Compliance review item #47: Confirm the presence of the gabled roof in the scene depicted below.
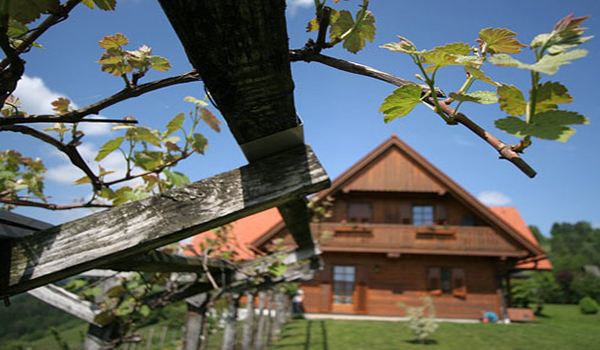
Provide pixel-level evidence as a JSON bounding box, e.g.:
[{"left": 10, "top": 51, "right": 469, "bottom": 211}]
[
  {"left": 490, "top": 207, "right": 552, "bottom": 270},
  {"left": 185, "top": 207, "right": 282, "bottom": 260}
]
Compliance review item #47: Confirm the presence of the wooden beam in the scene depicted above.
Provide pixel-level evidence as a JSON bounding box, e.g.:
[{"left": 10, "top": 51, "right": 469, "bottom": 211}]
[
  {"left": 277, "top": 198, "right": 315, "bottom": 251},
  {"left": 102, "top": 250, "right": 232, "bottom": 273},
  {"left": 0, "top": 210, "right": 52, "bottom": 239},
  {"left": 27, "top": 284, "right": 101, "bottom": 325},
  {"left": 158, "top": 0, "right": 299, "bottom": 149},
  {"left": 1, "top": 144, "right": 329, "bottom": 297}
]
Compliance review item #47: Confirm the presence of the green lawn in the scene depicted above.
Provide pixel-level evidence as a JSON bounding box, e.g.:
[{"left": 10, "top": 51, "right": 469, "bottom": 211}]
[
  {"left": 3, "top": 304, "right": 598, "bottom": 349},
  {"left": 272, "top": 305, "right": 600, "bottom": 350}
]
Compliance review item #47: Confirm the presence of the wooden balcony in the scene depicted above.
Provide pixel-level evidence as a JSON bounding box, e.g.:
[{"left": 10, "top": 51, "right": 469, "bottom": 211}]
[{"left": 311, "top": 223, "right": 525, "bottom": 257}]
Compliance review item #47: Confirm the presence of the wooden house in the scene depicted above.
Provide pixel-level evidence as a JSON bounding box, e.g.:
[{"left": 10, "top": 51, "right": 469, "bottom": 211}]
[{"left": 189, "top": 135, "right": 550, "bottom": 319}]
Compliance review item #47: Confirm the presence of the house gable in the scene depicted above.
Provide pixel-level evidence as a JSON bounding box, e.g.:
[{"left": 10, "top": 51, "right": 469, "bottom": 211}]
[{"left": 253, "top": 135, "right": 544, "bottom": 259}]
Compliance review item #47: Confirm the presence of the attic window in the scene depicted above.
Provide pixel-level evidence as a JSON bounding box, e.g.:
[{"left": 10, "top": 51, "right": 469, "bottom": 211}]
[
  {"left": 413, "top": 205, "right": 434, "bottom": 225},
  {"left": 347, "top": 203, "right": 372, "bottom": 223}
]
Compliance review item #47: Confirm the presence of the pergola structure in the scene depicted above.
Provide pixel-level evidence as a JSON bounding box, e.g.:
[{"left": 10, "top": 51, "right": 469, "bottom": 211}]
[{"left": 1, "top": 1, "right": 330, "bottom": 348}]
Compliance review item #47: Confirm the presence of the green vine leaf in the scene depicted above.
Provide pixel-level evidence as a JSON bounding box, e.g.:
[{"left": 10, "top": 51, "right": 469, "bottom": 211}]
[
  {"left": 495, "top": 110, "right": 588, "bottom": 142},
  {"left": 535, "top": 81, "right": 572, "bottom": 113},
  {"left": 82, "top": 0, "right": 117, "bottom": 11},
  {"left": 478, "top": 27, "right": 526, "bottom": 54},
  {"left": 183, "top": 96, "right": 209, "bottom": 107},
  {"left": 497, "top": 84, "right": 527, "bottom": 116},
  {"left": 489, "top": 49, "right": 588, "bottom": 75},
  {"left": 133, "top": 151, "right": 164, "bottom": 170},
  {"left": 165, "top": 113, "right": 185, "bottom": 138},
  {"left": 330, "top": 10, "right": 376, "bottom": 54},
  {"left": 6, "top": 0, "right": 60, "bottom": 25},
  {"left": 449, "top": 91, "right": 498, "bottom": 104},
  {"left": 464, "top": 66, "right": 500, "bottom": 87},
  {"left": 191, "top": 133, "right": 208, "bottom": 154},
  {"left": 95, "top": 137, "right": 124, "bottom": 162},
  {"left": 99, "top": 33, "right": 128, "bottom": 49},
  {"left": 531, "top": 14, "right": 592, "bottom": 54},
  {"left": 380, "top": 36, "right": 421, "bottom": 54},
  {"left": 148, "top": 55, "right": 171, "bottom": 72},
  {"left": 51, "top": 97, "right": 71, "bottom": 114},
  {"left": 379, "top": 84, "right": 422, "bottom": 123},
  {"left": 164, "top": 169, "right": 189, "bottom": 187}
]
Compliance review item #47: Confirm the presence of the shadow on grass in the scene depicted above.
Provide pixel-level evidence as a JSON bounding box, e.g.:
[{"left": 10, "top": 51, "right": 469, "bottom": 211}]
[
  {"left": 405, "top": 339, "right": 439, "bottom": 345},
  {"left": 272, "top": 320, "right": 329, "bottom": 350}
]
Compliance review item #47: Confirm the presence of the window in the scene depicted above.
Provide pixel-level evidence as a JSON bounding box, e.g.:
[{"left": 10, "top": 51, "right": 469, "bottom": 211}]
[
  {"left": 461, "top": 214, "right": 475, "bottom": 226},
  {"left": 427, "top": 267, "right": 467, "bottom": 296},
  {"left": 333, "top": 266, "right": 355, "bottom": 304},
  {"left": 347, "top": 203, "right": 372, "bottom": 223},
  {"left": 413, "top": 205, "right": 434, "bottom": 225}
]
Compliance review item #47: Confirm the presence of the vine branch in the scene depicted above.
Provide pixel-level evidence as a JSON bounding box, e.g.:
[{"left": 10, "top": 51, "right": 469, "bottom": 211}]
[
  {"left": 0, "top": 70, "right": 201, "bottom": 126},
  {"left": 0, "top": 196, "right": 112, "bottom": 210},
  {"left": 290, "top": 49, "right": 536, "bottom": 178},
  {"left": 1, "top": 124, "right": 104, "bottom": 188}
]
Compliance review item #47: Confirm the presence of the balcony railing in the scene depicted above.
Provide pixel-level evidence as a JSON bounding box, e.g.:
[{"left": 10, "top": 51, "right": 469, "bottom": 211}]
[{"left": 311, "top": 222, "right": 522, "bottom": 256}]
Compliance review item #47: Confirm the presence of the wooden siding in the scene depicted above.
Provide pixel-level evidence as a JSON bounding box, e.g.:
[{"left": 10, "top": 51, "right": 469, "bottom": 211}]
[
  {"left": 341, "top": 147, "right": 446, "bottom": 194},
  {"left": 302, "top": 252, "right": 500, "bottom": 319},
  {"left": 311, "top": 223, "right": 525, "bottom": 257},
  {"left": 329, "top": 193, "right": 486, "bottom": 227}
]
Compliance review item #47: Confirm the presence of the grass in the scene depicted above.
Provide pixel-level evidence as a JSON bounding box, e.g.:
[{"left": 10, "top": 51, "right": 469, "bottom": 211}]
[
  {"left": 3, "top": 304, "right": 598, "bottom": 349},
  {"left": 271, "top": 304, "right": 600, "bottom": 350}
]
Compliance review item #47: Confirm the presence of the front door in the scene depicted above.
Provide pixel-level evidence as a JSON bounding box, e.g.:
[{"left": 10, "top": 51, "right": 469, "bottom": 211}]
[{"left": 332, "top": 265, "right": 356, "bottom": 313}]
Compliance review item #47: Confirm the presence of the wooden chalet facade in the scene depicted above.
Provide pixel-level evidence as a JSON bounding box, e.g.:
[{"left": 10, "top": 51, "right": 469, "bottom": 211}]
[{"left": 191, "top": 135, "right": 550, "bottom": 319}]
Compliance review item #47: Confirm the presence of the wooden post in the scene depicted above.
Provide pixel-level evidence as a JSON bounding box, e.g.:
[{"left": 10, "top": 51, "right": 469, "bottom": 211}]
[
  {"left": 221, "top": 294, "right": 241, "bottom": 350},
  {"left": 272, "top": 292, "right": 285, "bottom": 341},
  {"left": 505, "top": 272, "right": 513, "bottom": 307},
  {"left": 84, "top": 323, "right": 120, "bottom": 350},
  {"left": 182, "top": 293, "right": 210, "bottom": 350},
  {"left": 264, "top": 291, "right": 275, "bottom": 347},
  {"left": 242, "top": 291, "right": 256, "bottom": 350},
  {"left": 253, "top": 291, "right": 267, "bottom": 350},
  {"left": 145, "top": 328, "right": 154, "bottom": 350},
  {"left": 159, "top": 326, "right": 168, "bottom": 349}
]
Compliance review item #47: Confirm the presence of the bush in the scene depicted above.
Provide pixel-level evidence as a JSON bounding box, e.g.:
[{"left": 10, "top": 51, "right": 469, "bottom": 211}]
[{"left": 578, "top": 296, "right": 599, "bottom": 315}]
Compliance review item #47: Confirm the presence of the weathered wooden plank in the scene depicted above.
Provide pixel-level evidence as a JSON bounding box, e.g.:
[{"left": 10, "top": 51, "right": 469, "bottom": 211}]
[
  {"left": 27, "top": 284, "right": 101, "bottom": 325},
  {"left": 158, "top": 0, "right": 298, "bottom": 147},
  {"left": 1, "top": 144, "right": 329, "bottom": 297}
]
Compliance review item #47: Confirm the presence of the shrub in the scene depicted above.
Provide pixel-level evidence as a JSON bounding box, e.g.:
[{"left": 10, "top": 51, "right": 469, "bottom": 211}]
[
  {"left": 398, "top": 296, "right": 438, "bottom": 344},
  {"left": 579, "top": 296, "right": 599, "bottom": 315}
]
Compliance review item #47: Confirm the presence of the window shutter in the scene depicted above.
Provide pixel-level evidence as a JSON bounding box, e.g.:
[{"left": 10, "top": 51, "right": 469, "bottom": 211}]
[
  {"left": 435, "top": 204, "right": 448, "bottom": 224},
  {"left": 399, "top": 203, "right": 412, "bottom": 224},
  {"left": 427, "top": 267, "right": 442, "bottom": 295},
  {"left": 452, "top": 268, "right": 467, "bottom": 297}
]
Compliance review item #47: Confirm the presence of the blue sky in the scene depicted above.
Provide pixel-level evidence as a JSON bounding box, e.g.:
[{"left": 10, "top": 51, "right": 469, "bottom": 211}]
[{"left": 3, "top": 0, "right": 600, "bottom": 236}]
